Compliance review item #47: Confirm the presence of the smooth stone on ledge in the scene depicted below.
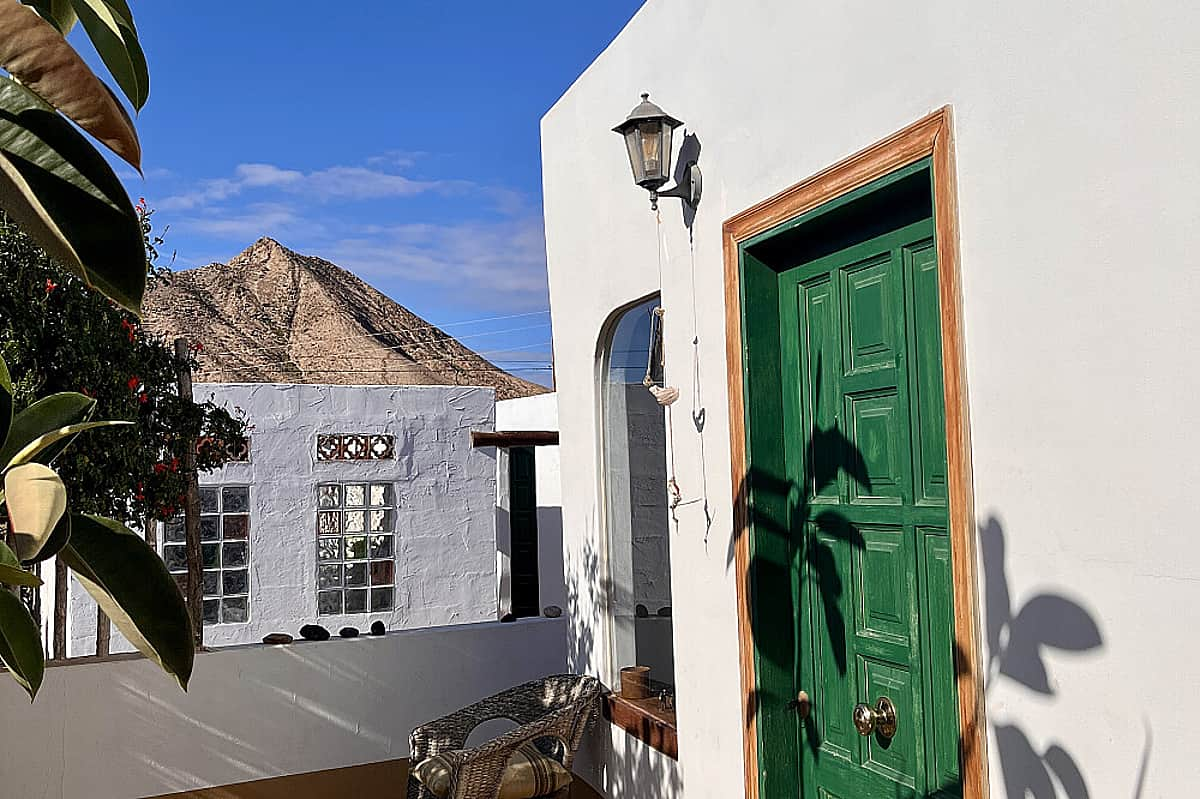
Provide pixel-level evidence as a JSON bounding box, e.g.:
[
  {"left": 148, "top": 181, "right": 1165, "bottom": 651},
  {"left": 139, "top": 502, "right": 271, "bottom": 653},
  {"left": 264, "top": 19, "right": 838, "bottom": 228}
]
[
  {"left": 370, "top": 620, "right": 386, "bottom": 636},
  {"left": 339, "top": 626, "right": 360, "bottom": 638},
  {"left": 543, "top": 605, "right": 563, "bottom": 618},
  {"left": 262, "top": 633, "right": 293, "bottom": 645},
  {"left": 299, "top": 624, "right": 330, "bottom": 641}
]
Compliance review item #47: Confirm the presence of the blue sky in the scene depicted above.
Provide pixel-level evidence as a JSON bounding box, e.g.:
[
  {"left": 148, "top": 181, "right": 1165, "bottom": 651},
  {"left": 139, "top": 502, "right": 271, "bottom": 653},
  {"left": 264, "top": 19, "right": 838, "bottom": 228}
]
[{"left": 100, "top": 2, "right": 646, "bottom": 385}]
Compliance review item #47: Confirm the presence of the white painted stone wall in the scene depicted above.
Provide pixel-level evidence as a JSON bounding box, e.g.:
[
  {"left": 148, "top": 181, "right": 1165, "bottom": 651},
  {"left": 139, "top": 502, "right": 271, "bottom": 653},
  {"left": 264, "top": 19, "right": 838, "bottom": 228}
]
[
  {"left": 542, "top": 1, "right": 1199, "bottom": 796},
  {"left": 0, "top": 618, "right": 567, "bottom": 799},
  {"left": 495, "top": 393, "right": 566, "bottom": 616},
  {"left": 69, "top": 383, "right": 499, "bottom": 653}
]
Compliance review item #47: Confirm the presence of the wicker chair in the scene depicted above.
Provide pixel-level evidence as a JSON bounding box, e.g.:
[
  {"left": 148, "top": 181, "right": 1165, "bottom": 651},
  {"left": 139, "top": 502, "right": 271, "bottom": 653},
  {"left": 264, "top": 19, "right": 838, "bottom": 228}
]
[{"left": 407, "top": 674, "right": 601, "bottom": 799}]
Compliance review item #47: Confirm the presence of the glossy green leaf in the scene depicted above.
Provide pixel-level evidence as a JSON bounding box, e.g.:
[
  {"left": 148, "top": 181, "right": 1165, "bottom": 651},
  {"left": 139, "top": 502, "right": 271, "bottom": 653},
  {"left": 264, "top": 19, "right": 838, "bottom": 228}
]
[
  {"left": 0, "top": 0, "right": 140, "bottom": 167},
  {"left": 70, "top": 0, "right": 148, "bottom": 111},
  {"left": 0, "top": 77, "right": 146, "bottom": 313},
  {"left": 0, "top": 587, "right": 44, "bottom": 699},
  {"left": 5, "top": 462, "right": 67, "bottom": 560},
  {"left": 61, "top": 515, "right": 193, "bottom": 689},
  {"left": 0, "top": 540, "right": 43, "bottom": 587},
  {"left": 7, "top": 419, "right": 132, "bottom": 467},
  {"left": 19, "top": 508, "right": 69, "bottom": 565},
  {"left": 23, "top": 0, "right": 77, "bottom": 32},
  {"left": 0, "top": 392, "right": 95, "bottom": 467},
  {"left": 0, "top": 354, "right": 11, "bottom": 461}
]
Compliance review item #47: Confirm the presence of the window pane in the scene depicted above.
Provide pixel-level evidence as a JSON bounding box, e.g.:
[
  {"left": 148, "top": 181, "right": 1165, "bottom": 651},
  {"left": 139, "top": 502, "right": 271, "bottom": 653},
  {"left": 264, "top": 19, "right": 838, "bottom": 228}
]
[
  {"left": 317, "top": 511, "right": 341, "bottom": 535},
  {"left": 344, "top": 510, "right": 365, "bottom": 533},
  {"left": 345, "top": 535, "right": 368, "bottom": 560},
  {"left": 222, "top": 570, "right": 248, "bottom": 596},
  {"left": 370, "top": 560, "right": 394, "bottom": 586},
  {"left": 601, "top": 296, "right": 675, "bottom": 690},
  {"left": 371, "top": 587, "right": 394, "bottom": 612},
  {"left": 344, "top": 562, "right": 368, "bottom": 588},
  {"left": 369, "top": 484, "right": 391, "bottom": 507},
  {"left": 344, "top": 589, "right": 368, "bottom": 613},
  {"left": 318, "top": 484, "right": 341, "bottom": 508},
  {"left": 202, "top": 598, "right": 219, "bottom": 624},
  {"left": 163, "top": 545, "right": 187, "bottom": 571},
  {"left": 369, "top": 534, "right": 393, "bottom": 559},
  {"left": 202, "top": 542, "right": 220, "bottom": 569},
  {"left": 222, "top": 486, "right": 249, "bottom": 513},
  {"left": 223, "top": 515, "right": 249, "bottom": 540},
  {"left": 164, "top": 519, "right": 185, "bottom": 543},
  {"left": 200, "top": 487, "right": 219, "bottom": 513},
  {"left": 344, "top": 484, "right": 366, "bottom": 506},
  {"left": 200, "top": 516, "right": 220, "bottom": 541},
  {"left": 318, "top": 537, "right": 341, "bottom": 562},
  {"left": 223, "top": 541, "right": 248, "bottom": 568},
  {"left": 369, "top": 510, "right": 392, "bottom": 532},
  {"left": 318, "top": 590, "right": 342, "bottom": 615},
  {"left": 318, "top": 564, "right": 341, "bottom": 589},
  {"left": 222, "top": 596, "right": 249, "bottom": 623},
  {"left": 202, "top": 570, "right": 220, "bottom": 596}
]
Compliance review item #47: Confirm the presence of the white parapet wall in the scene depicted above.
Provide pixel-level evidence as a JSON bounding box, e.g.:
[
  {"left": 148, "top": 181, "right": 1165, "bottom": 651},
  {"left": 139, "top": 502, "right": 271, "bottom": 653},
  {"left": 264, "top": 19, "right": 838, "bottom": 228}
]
[
  {"left": 0, "top": 618, "right": 567, "bottom": 798},
  {"left": 69, "top": 383, "right": 500, "bottom": 653}
]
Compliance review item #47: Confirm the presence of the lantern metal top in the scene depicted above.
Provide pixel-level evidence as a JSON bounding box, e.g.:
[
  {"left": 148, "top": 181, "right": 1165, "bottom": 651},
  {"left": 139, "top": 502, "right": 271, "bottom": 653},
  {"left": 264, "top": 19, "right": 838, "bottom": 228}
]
[{"left": 612, "top": 93, "right": 684, "bottom": 135}]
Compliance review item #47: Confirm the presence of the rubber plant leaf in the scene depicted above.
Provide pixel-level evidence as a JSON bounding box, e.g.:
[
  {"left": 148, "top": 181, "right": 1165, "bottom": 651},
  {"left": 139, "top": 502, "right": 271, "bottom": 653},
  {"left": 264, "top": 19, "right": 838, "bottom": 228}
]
[
  {"left": 5, "top": 462, "right": 67, "bottom": 560},
  {"left": 0, "top": 354, "right": 11, "bottom": 460},
  {"left": 0, "top": 392, "right": 95, "bottom": 467},
  {"left": 0, "top": 586, "right": 44, "bottom": 699},
  {"left": 0, "top": 77, "right": 146, "bottom": 312},
  {"left": 69, "top": 0, "right": 147, "bottom": 111},
  {"left": 22, "top": 0, "right": 78, "bottom": 33},
  {"left": 19, "top": 507, "right": 69, "bottom": 565},
  {"left": 61, "top": 515, "right": 194, "bottom": 689},
  {"left": 0, "top": 0, "right": 140, "bottom": 167},
  {"left": 0, "top": 539, "right": 43, "bottom": 587},
  {"left": 6, "top": 420, "right": 132, "bottom": 468}
]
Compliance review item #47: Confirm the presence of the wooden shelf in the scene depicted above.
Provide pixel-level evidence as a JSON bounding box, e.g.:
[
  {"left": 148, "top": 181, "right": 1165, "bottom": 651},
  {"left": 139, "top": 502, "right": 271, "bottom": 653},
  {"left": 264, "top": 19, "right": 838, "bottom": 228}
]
[{"left": 602, "top": 692, "right": 678, "bottom": 759}]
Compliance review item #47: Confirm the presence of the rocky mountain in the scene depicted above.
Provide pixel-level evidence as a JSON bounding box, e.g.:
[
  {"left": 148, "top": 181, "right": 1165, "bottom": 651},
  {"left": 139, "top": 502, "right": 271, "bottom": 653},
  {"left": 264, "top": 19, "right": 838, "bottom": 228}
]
[{"left": 142, "top": 238, "right": 547, "bottom": 400}]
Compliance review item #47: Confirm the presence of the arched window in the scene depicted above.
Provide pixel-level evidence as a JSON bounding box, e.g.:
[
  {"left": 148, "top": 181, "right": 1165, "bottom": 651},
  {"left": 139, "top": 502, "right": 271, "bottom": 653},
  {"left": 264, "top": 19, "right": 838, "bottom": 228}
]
[{"left": 600, "top": 295, "right": 675, "bottom": 693}]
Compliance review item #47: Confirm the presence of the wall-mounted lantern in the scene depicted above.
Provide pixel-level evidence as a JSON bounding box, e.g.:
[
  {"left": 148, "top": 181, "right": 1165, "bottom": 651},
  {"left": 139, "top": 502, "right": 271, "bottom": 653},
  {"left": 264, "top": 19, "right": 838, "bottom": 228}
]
[{"left": 613, "top": 93, "right": 701, "bottom": 211}]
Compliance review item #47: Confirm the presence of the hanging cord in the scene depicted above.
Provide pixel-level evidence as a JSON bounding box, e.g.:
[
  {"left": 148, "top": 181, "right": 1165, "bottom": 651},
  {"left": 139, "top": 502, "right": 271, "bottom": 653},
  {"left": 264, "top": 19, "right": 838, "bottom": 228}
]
[{"left": 645, "top": 210, "right": 684, "bottom": 522}]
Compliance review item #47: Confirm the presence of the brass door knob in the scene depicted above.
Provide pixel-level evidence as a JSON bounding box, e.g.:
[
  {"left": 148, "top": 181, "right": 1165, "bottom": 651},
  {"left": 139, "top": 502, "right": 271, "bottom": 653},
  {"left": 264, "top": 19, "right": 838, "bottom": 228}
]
[{"left": 852, "top": 697, "right": 897, "bottom": 739}]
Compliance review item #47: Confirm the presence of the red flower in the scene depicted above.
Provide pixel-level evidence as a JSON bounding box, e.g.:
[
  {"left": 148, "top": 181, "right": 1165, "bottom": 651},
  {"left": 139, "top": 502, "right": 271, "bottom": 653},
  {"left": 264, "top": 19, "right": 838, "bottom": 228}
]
[
  {"left": 80, "top": 387, "right": 94, "bottom": 398},
  {"left": 138, "top": 393, "right": 149, "bottom": 404},
  {"left": 127, "top": 376, "right": 140, "bottom": 391},
  {"left": 170, "top": 457, "right": 180, "bottom": 472},
  {"left": 153, "top": 463, "right": 167, "bottom": 475},
  {"left": 44, "top": 278, "right": 57, "bottom": 294}
]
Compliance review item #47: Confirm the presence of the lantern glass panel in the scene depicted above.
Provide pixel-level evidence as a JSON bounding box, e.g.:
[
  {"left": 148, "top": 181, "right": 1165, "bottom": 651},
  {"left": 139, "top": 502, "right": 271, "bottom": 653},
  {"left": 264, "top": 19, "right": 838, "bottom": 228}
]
[{"left": 624, "top": 128, "right": 647, "bottom": 183}]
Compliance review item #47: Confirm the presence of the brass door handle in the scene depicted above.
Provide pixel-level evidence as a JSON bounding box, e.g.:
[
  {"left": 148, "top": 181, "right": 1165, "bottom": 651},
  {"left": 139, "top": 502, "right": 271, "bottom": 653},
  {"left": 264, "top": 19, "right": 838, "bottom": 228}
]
[
  {"left": 852, "top": 697, "right": 897, "bottom": 739},
  {"left": 787, "top": 689, "right": 811, "bottom": 720}
]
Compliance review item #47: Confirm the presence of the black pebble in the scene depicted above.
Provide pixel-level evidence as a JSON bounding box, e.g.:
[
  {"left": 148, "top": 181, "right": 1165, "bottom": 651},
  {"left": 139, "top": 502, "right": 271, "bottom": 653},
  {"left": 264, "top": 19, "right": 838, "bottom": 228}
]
[
  {"left": 299, "top": 624, "right": 330, "bottom": 641},
  {"left": 500, "top": 613, "right": 516, "bottom": 623},
  {"left": 635, "top": 604, "right": 649, "bottom": 618},
  {"left": 370, "top": 620, "right": 386, "bottom": 636},
  {"left": 339, "top": 626, "right": 359, "bottom": 638}
]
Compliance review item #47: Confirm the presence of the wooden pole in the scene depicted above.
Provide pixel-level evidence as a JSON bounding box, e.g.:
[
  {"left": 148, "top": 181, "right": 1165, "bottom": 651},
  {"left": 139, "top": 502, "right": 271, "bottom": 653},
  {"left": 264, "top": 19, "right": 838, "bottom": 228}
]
[
  {"left": 53, "top": 557, "right": 67, "bottom": 659},
  {"left": 175, "top": 338, "right": 203, "bottom": 648}
]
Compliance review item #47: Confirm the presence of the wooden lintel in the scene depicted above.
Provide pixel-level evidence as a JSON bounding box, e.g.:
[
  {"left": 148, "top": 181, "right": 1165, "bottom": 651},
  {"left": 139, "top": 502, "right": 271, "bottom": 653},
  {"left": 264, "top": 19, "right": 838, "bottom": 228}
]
[{"left": 470, "top": 430, "right": 559, "bottom": 448}]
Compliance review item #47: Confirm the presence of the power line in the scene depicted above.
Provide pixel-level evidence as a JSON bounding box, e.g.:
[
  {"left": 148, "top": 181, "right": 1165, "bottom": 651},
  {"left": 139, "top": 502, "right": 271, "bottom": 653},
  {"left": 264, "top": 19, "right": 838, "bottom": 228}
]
[{"left": 194, "top": 309, "right": 551, "bottom": 359}]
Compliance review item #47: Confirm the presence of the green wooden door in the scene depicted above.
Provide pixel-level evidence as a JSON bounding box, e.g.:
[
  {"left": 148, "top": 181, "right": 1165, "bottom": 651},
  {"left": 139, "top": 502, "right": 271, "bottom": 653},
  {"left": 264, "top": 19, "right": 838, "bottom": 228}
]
[
  {"left": 509, "top": 446, "right": 541, "bottom": 618},
  {"left": 776, "top": 216, "right": 961, "bottom": 799}
]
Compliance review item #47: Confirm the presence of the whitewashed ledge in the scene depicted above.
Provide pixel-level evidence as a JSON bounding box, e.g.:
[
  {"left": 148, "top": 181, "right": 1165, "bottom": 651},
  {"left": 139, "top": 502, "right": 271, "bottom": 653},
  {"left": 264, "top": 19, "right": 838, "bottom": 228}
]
[{"left": 0, "top": 617, "right": 568, "bottom": 799}]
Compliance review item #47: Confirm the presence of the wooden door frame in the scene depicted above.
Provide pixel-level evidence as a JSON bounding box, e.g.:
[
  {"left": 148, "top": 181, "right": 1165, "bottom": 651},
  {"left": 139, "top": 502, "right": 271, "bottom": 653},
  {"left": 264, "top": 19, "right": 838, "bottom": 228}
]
[{"left": 723, "top": 106, "right": 988, "bottom": 799}]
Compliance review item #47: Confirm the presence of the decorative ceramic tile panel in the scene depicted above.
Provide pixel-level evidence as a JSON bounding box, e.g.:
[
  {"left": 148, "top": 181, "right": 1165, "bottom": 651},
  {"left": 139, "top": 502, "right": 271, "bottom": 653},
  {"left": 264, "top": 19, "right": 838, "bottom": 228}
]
[{"left": 315, "top": 434, "right": 396, "bottom": 461}]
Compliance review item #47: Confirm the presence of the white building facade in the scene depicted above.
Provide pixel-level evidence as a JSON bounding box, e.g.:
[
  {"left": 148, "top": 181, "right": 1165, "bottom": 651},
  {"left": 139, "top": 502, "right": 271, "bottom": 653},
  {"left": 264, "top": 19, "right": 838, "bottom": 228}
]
[{"left": 542, "top": 1, "right": 1198, "bottom": 797}]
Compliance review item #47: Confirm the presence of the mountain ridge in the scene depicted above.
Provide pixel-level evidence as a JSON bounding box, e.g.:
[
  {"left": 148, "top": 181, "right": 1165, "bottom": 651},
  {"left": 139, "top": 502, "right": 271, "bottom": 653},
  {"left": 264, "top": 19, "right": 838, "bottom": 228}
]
[{"left": 142, "top": 237, "right": 548, "bottom": 400}]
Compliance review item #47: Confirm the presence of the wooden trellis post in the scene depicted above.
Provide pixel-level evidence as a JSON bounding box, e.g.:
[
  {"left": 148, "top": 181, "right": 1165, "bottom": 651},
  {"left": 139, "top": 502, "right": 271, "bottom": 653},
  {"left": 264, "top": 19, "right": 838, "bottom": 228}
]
[{"left": 175, "top": 338, "right": 203, "bottom": 647}]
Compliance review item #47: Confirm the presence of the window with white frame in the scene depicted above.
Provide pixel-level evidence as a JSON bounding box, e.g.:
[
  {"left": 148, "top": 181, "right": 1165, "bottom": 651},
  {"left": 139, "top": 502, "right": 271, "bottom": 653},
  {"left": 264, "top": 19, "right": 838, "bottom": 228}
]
[
  {"left": 316, "top": 483, "right": 396, "bottom": 615},
  {"left": 600, "top": 295, "right": 676, "bottom": 692},
  {"left": 163, "top": 485, "right": 251, "bottom": 624}
]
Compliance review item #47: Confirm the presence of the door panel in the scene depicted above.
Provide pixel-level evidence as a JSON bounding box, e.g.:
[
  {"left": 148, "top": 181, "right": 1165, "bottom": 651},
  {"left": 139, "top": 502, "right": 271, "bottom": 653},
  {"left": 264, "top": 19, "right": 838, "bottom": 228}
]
[{"left": 777, "top": 216, "right": 960, "bottom": 798}]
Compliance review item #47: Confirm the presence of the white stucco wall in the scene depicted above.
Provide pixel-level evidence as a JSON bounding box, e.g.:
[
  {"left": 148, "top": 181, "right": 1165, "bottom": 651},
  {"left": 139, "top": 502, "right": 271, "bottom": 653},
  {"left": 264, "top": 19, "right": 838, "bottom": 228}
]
[
  {"left": 0, "top": 618, "right": 567, "bottom": 798},
  {"left": 542, "top": 1, "right": 1198, "bottom": 797},
  {"left": 495, "top": 393, "right": 566, "bottom": 615},
  {"left": 70, "top": 383, "right": 499, "bottom": 654}
]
